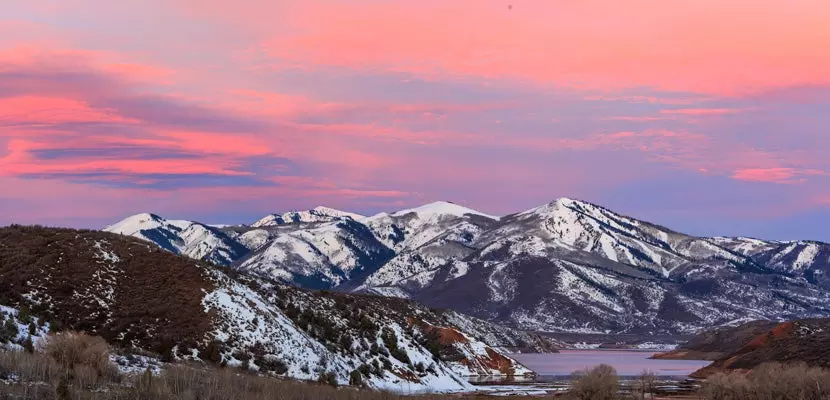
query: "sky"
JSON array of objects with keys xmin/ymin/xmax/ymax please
[{"xmin": 1, "ymin": 0, "xmax": 829, "ymax": 241}]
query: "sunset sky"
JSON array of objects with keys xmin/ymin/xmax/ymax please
[{"xmin": 2, "ymin": 0, "xmax": 829, "ymax": 241}]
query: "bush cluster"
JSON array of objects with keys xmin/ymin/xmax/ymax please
[{"xmin": 702, "ymin": 362, "xmax": 830, "ymax": 400}]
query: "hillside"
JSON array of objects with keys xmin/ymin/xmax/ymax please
[
  {"xmin": 103, "ymin": 198, "xmax": 830, "ymax": 334},
  {"xmin": 0, "ymin": 226, "xmax": 545, "ymax": 392},
  {"xmin": 691, "ymin": 318, "xmax": 830, "ymax": 378},
  {"xmin": 652, "ymin": 320, "xmax": 779, "ymax": 360}
]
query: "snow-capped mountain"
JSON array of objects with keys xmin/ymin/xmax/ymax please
[
  {"xmin": 0, "ymin": 226, "xmax": 543, "ymax": 392},
  {"xmin": 388, "ymin": 198, "xmax": 830, "ymax": 334},
  {"xmin": 251, "ymin": 206, "xmax": 365, "ymax": 228},
  {"xmin": 102, "ymin": 199, "xmax": 830, "ymax": 334},
  {"xmin": 356, "ymin": 201, "xmax": 499, "ymax": 296},
  {"xmin": 236, "ymin": 218, "xmax": 395, "ymax": 289},
  {"xmin": 363, "ymin": 201, "xmax": 498, "ymax": 251},
  {"xmin": 103, "ymin": 213, "xmax": 248, "ymax": 265}
]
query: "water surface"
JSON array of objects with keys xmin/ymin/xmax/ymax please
[{"xmin": 510, "ymin": 350, "xmax": 711, "ymax": 378}]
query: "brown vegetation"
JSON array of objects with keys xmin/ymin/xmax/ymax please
[
  {"xmin": 0, "ymin": 226, "xmax": 215, "ymax": 356},
  {"xmin": 0, "ymin": 332, "xmax": 461, "ymax": 400},
  {"xmin": 701, "ymin": 362, "xmax": 830, "ymax": 400}
]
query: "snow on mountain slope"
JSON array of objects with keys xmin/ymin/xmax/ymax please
[
  {"xmin": 234, "ymin": 228, "xmax": 273, "ymax": 251},
  {"xmin": 483, "ymin": 198, "xmax": 745, "ymax": 278},
  {"xmin": 713, "ymin": 238, "xmax": 830, "ymax": 288},
  {"xmin": 0, "ymin": 226, "xmax": 535, "ymax": 392},
  {"xmin": 103, "ymin": 213, "xmax": 248, "ymax": 266},
  {"xmin": 237, "ymin": 219, "xmax": 395, "ymax": 289},
  {"xmin": 364, "ymin": 201, "xmax": 499, "ymax": 251},
  {"xmin": 251, "ymin": 206, "xmax": 366, "ymax": 227},
  {"xmin": 355, "ymin": 206, "xmax": 498, "ymax": 297}
]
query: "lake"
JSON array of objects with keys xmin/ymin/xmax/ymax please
[{"xmin": 509, "ymin": 350, "xmax": 712, "ymax": 378}]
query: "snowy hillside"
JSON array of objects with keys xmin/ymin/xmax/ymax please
[
  {"xmin": 0, "ymin": 226, "xmax": 536, "ymax": 392},
  {"xmin": 103, "ymin": 213, "xmax": 247, "ymax": 266}
]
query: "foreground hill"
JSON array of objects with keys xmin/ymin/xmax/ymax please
[
  {"xmin": 104, "ymin": 198, "xmax": 830, "ymax": 334},
  {"xmin": 0, "ymin": 226, "xmax": 549, "ymax": 392},
  {"xmin": 690, "ymin": 318, "xmax": 830, "ymax": 378}
]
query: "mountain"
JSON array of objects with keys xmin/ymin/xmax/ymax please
[
  {"xmin": 102, "ymin": 198, "xmax": 830, "ymax": 335},
  {"xmin": 352, "ymin": 198, "xmax": 830, "ymax": 334},
  {"xmin": 236, "ymin": 218, "xmax": 395, "ymax": 290},
  {"xmin": 251, "ymin": 206, "xmax": 366, "ymax": 228},
  {"xmin": 689, "ymin": 318, "xmax": 830, "ymax": 377},
  {"xmin": 103, "ymin": 213, "xmax": 248, "ymax": 266},
  {"xmin": 0, "ymin": 225, "xmax": 545, "ymax": 392},
  {"xmin": 356, "ymin": 201, "xmax": 500, "ymax": 297}
]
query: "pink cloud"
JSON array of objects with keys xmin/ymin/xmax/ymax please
[
  {"xmin": 732, "ymin": 168, "xmax": 828, "ymax": 184},
  {"xmin": 0, "ymin": 96, "xmax": 140, "ymax": 125},
  {"xmin": 660, "ymin": 108, "xmax": 749, "ymax": 116},
  {"xmin": 244, "ymin": 0, "xmax": 830, "ymax": 95}
]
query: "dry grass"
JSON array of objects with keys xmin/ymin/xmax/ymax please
[
  {"xmin": 701, "ymin": 362, "xmax": 830, "ymax": 400},
  {"xmin": 0, "ymin": 349, "xmax": 60, "ymax": 383}
]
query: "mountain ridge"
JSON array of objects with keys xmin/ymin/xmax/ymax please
[{"xmin": 102, "ymin": 198, "xmax": 830, "ymax": 334}]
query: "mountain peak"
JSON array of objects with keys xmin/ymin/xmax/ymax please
[
  {"xmin": 393, "ymin": 201, "xmax": 498, "ymax": 220},
  {"xmin": 104, "ymin": 212, "xmax": 165, "ymax": 234},
  {"xmin": 251, "ymin": 206, "xmax": 365, "ymax": 227}
]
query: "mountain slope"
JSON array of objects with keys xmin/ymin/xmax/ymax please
[
  {"xmin": 653, "ymin": 320, "xmax": 780, "ymax": 361},
  {"xmin": 363, "ymin": 198, "xmax": 830, "ymax": 334},
  {"xmin": 104, "ymin": 213, "xmax": 248, "ymax": 266},
  {"xmin": 711, "ymin": 237, "xmax": 830, "ymax": 288},
  {"xmin": 0, "ymin": 226, "xmax": 538, "ymax": 391}
]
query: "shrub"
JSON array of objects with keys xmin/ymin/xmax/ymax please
[
  {"xmin": 349, "ymin": 369, "xmax": 363, "ymax": 386},
  {"xmin": 22, "ymin": 335, "xmax": 34, "ymax": 353},
  {"xmin": 255, "ymin": 354, "xmax": 288, "ymax": 375},
  {"xmin": 317, "ymin": 371, "xmax": 338, "ymax": 387},
  {"xmin": 701, "ymin": 371, "xmax": 753, "ymax": 400},
  {"xmin": 1, "ymin": 317, "xmax": 18, "ymax": 342},
  {"xmin": 571, "ymin": 364, "xmax": 620, "ymax": 400},
  {"xmin": 43, "ymin": 332, "xmax": 115, "ymax": 378},
  {"xmin": 202, "ymin": 340, "xmax": 224, "ymax": 364}
]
